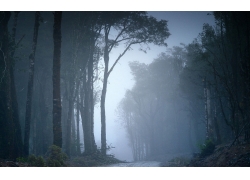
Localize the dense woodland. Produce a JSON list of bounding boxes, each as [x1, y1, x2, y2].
[[0, 11, 250, 165]]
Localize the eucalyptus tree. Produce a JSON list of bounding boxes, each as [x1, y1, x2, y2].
[[52, 11, 63, 148], [199, 12, 250, 144], [60, 12, 103, 156], [23, 11, 41, 157], [0, 11, 25, 160], [100, 11, 170, 155], [0, 11, 15, 159], [9, 11, 23, 158]]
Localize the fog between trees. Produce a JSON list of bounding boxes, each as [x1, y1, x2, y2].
[[0, 12, 249, 162]]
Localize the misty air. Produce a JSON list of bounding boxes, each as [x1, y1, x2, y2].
[[1, 11, 250, 169]]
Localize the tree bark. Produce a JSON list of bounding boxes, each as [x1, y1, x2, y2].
[[52, 11, 62, 148], [65, 92, 73, 157], [0, 11, 15, 159], [10, 11, 23, 157], [76, 89, 81, 154], [100, 26, 110, 155], [23, 11, 40, 157], [100, 54, 108, 155]]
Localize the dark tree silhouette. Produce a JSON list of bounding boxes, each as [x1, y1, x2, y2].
[[24, 11, 41, 157], [52, 11, 62, 148], [9, 11, 23, 158], [0, 11, 14, 159]]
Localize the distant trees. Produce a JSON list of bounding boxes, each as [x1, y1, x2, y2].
[[117, 52, 189, 160]]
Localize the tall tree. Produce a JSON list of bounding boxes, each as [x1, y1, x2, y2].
[[52, 11, 62, 148], [8, 11, 24, 158], [100, 12, 170, 155], [0, 11, 15, 159], [23, 11, 41, 157]]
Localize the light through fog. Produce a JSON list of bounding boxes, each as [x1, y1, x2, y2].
[[91, 11, 215, 161]]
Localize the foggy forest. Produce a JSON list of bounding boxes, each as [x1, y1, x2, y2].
[[1, 11, 250, 167]]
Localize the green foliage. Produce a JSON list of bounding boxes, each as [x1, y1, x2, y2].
[[27, 154, 46, 167], [16, 157, 28, 163], [199, 139, 215, 158], [45, 145, 68, 167], [16, 155, 45, 167]]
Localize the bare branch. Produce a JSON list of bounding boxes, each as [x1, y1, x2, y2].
[[107, 42, 134, 77]]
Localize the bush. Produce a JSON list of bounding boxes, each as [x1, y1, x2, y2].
[[27, 154, 46, 167], [16, 157, 28, 163], [199, 139, 215, 158], [45, 145, 68, 167], [17, 155, 45, 167]]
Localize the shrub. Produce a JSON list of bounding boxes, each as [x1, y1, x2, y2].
[[16, 157, 28, 163], [199, 139, 215, 158], [45, 145, 68, 167], [27, 154, 46, 167]]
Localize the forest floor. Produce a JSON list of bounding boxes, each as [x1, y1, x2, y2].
[[2, 143, 250, 167], [162, 142, 250, 167], [65, 153, 125, 167], [187, 142, 250, 167], [0, 152, 125, 167]]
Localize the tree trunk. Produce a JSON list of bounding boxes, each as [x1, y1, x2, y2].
[[203, 77, 209, 139], [65, 93, 73, 157], [76, 90, 81, 154], [88, 41, 96, 152], [0, 11, 16, 159], [23, 11, 40, 157], [10, 11, 23, 157], [52, 11, 62, 148], [73, 80, 81, 155], [100, 28, 110, 155], [71, 104, 76, 156]]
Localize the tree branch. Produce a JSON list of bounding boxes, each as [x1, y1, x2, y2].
[[107, 42, 134, 77]]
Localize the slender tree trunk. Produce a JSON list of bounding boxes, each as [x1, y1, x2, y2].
[[52, 11, 62, 148], [203, 77, 209, 140], [24, 11, 40, 156], [65, 93, 73, 157], [88, 41, 96, 152], [76, 90, 81, 154], [82, 68, 91, 154], [80, 68, 89, 153], [0, 12, 16, 159], [71, 104, 76, 155], [206, 84, 214, 141], [101, 60, 108, 155], [10, 11, 23, 157], [100, 28, 110, 155]]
